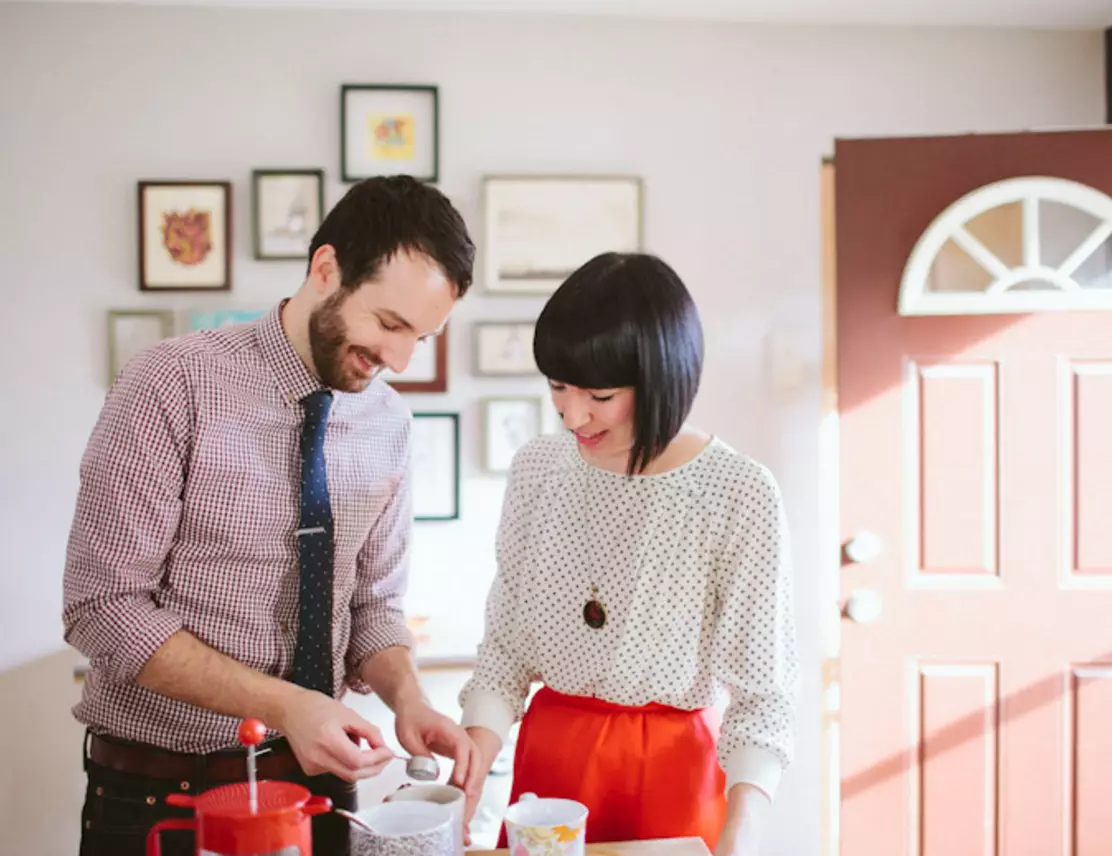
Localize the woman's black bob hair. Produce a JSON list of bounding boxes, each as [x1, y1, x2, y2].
[[533, 252, 704, 476]]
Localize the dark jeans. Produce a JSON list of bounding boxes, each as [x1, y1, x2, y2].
[[79, 741, 357, 856]]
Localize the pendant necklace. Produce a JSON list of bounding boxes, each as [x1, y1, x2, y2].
[[583, 583, 607, 630]]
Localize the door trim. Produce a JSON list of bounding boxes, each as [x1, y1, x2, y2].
[[819, 156, 841, 856]]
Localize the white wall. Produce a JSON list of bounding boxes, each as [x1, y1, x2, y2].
[[0, 4, 1103, 854]]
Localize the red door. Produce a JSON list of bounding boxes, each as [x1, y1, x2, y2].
[[835, 129, 1112, 856]]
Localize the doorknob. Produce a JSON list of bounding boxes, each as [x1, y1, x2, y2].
[[843, 589, 883, 624], [844, 530, 883, 564]]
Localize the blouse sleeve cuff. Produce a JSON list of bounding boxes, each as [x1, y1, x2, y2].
[[724, 745, 785, 802], [460, 689, 517, 745]]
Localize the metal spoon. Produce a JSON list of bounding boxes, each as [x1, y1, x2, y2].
[[335, 807, 377, 834]]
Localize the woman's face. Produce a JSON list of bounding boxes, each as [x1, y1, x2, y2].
[[548, 380, 636, 470]]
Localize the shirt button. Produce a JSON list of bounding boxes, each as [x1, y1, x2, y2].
[[281, 621, 290, 634]]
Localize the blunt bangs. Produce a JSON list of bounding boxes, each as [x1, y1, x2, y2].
[[533, 252, 705, 475]]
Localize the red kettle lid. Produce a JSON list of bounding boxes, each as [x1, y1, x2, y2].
[[192, 780, 314, 820]]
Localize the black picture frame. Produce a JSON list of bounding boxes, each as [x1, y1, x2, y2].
[[340, 84, 439, 183], [251, 169, 325, 261], [411, 412, 460, 522]]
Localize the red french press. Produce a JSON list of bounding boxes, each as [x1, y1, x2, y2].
[[146, 718, 332, 856]]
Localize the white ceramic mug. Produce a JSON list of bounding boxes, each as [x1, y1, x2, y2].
[[352, 801, 454, 856], [503, 793, 588, 856], [385, 783, 466, 856]]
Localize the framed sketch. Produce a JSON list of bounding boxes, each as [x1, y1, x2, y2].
[[341, 85, 439, 183], [474, 321, 538, 376], [482, 397, 543, 473], [379, 326, 449, 393], [252, 169, 324, 260], [411, 412, 459, 521], [107, 309, 175, 383], [481, 175, 643, 294], [187, 309, 267, 331], [138, 180, 232, 291]]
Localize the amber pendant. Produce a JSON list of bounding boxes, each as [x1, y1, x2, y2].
[[583, 585, 607, 629]]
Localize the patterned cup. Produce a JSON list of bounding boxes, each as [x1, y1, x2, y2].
[[351, 801, 454, 856], [385, 783, 466, 856], [503, 793, 588, 856]]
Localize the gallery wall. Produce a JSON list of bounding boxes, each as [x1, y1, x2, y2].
[[0, 3, 1105, 854]]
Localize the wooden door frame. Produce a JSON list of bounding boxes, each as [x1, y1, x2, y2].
[[819, 156, 840, 856]]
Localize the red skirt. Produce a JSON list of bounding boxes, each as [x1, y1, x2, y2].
[[497, 687, 727, 850]]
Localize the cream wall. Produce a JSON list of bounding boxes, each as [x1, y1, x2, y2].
[[0, 4, 1104, 854]]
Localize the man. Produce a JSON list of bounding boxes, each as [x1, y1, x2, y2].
[[63, 175, 479, 855]]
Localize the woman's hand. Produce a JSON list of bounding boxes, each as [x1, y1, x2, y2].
[[714, 782, 770, 856], [714, 825, 760, 856], [456, 725, 503, 846]]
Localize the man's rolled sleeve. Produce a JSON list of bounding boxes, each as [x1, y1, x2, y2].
[[62, 346, 191, 685], [345, 422, 415, 693]]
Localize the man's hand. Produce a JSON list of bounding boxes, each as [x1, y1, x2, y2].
[[271, 687, 395, 782], [394, 699, 482, 792]]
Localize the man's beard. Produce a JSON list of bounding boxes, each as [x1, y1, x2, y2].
[[307, 290, 382, 393]]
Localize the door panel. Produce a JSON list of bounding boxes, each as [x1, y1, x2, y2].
[[835, 128, 1112, 856]]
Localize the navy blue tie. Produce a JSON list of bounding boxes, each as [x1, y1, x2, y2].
[[293, 389, 334, 695]]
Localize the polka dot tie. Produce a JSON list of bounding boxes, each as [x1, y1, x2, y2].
[[292, 389, 334, 695]]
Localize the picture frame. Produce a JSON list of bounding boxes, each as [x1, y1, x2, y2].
[[474, 321, 539, 377], [379, 325, 449, 393], [107, 309, 175, 383], [341, 85, 439, 183], [187, 309, 267, 331], [482, 397, 544, 473], [252, 169, 324, 260], [481, 174, 643, 294], [411, 412, 460, 521], [138, 180, 232, 291]]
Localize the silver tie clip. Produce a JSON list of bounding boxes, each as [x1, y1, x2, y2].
[[296, 526, 326, 536]]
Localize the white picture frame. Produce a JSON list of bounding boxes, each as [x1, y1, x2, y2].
[[107, 309, 175, 383], [474, 322, 538, 377], [482, 397, 543, 473], [481, 175, 643, 294], [411, 412, 459, 521]]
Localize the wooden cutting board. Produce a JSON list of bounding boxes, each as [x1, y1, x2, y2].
[[468, 838, 711, 855]]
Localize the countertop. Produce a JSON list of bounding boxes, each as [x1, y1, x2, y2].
[[468, 838, 710, 855]]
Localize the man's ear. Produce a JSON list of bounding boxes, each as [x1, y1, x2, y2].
[[307, 244, 340, 295]]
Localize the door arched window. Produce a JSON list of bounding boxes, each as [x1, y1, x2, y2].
[[898, 176, 1112, 315]]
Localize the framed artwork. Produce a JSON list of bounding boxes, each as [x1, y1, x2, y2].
[[138, 180, 232, 291], [474, 321, 538, 376], [482, 397, 543, 473], [481, 174, 643, 294], [252, 169, 324, 260], [187, 309, 267, 331], [411, 412, 460, 521], [379, 326, 449, 393], [107, 309, 175, 383], [341, 85, 439, 183]]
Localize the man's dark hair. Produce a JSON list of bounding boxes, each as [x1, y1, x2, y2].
[[308, 175, 475, 296], [534, 252, 704, 476]]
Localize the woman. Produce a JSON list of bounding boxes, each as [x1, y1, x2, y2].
[[457, 252, 798, 856]]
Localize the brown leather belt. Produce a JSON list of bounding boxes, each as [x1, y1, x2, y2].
[[88, 732, 303, 784]]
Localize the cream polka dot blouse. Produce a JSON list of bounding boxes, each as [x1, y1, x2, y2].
[[459, 432, 799, 800]]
